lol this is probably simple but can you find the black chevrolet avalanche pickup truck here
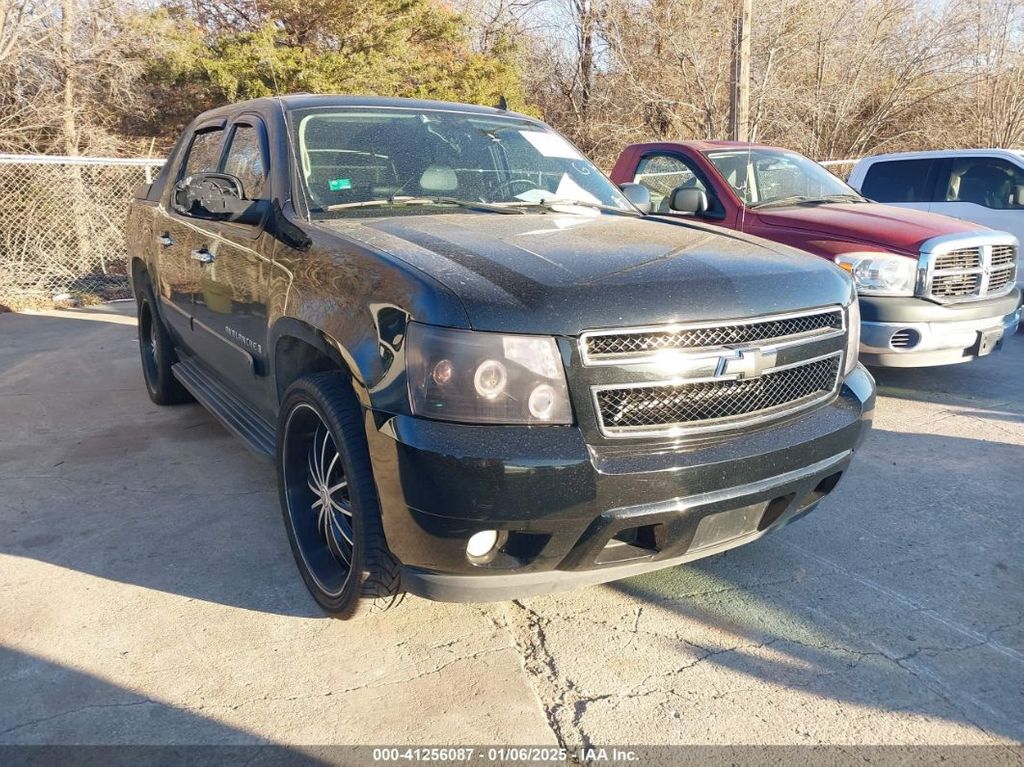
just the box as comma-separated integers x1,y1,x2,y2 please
126,95,875,619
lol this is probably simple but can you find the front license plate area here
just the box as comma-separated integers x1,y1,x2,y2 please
974,328,1004,357
688,501,767,553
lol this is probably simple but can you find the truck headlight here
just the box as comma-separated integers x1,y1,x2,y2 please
834,252,916,296
407,323,573,425
844,298,861,376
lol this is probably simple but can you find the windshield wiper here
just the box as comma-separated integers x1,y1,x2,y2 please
432,197,525,214
751,193,866,209
325,196,524,214
502,198,636,215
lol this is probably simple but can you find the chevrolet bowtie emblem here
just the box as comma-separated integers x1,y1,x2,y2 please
716,347,778,379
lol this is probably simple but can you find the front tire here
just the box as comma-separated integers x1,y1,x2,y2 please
276,372,403,619
135,279,193,406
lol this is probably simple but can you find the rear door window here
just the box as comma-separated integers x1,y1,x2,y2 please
860,159,939,202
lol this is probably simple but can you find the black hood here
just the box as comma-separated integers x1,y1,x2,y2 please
315,212,854,335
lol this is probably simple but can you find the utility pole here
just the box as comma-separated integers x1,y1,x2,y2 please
729,0,752,141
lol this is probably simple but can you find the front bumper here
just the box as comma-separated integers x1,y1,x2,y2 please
859,289,1021,367
364,365,875,603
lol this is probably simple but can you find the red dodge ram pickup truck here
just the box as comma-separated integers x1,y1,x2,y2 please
611,141,1021,367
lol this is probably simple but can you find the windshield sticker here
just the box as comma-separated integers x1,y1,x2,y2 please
328,178,352,191
520,131,584,160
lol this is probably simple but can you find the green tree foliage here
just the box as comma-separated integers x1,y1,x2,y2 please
130,0,527,142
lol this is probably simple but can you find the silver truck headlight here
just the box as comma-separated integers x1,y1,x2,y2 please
407,323,572,425
844,298,861,376
834,252,916,296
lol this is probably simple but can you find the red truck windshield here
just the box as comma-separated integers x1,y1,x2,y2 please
705,148,863,208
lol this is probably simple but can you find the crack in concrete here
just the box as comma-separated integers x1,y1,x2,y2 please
0,699,159,740
776,539,1024,665
200,646,511,714
484,601,592,758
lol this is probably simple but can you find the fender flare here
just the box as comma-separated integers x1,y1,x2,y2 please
268,317,370,403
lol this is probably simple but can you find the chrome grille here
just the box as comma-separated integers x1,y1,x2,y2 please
582,309,843,363
991,244,1015,266
990,244,1017,292
595,355,841,435
923,240,1017,302
932,272,982,298
934,247,981,271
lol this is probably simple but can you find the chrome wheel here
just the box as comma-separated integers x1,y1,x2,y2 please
282,403,355,597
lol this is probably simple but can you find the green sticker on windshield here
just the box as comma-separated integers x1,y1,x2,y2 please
328,178,352,191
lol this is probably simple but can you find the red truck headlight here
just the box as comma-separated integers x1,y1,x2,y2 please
834,252,916,296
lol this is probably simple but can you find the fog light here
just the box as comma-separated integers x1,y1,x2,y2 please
466,529,499,558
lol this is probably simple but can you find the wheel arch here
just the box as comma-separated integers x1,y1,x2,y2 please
130,256,150,293
269,318,368,407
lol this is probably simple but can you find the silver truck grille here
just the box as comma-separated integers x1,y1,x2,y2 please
922,239,1017,303
581,308,843,364
595,355,841,434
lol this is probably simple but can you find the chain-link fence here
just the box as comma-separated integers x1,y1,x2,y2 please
0,154,165,307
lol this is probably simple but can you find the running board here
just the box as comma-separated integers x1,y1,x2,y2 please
172,358,276,462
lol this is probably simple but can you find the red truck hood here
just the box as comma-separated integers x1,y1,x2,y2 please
753,202,985,254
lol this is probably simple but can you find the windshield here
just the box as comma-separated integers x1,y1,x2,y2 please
705,148,862,207
288,107,633,217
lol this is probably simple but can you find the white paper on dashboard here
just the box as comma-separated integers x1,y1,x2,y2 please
520,131,585,160
554,174,602,205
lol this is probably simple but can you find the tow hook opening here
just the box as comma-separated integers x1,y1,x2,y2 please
596,523,665,564
798,470,845,512
758,493,796,531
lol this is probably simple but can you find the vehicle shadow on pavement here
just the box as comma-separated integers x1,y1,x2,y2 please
602,425,1023,742
0,645,312,749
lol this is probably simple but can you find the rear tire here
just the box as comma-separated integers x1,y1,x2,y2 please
135,278,193,406
276,372,403,619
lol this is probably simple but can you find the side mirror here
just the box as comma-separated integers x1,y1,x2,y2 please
669,186,709,215
619,182,652,214
1015,185,1024,206
173,172,267,225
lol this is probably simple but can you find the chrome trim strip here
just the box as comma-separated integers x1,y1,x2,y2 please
591,351,843,439
579,305,846,367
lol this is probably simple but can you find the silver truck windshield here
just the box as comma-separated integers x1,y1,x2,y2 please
705,148,863,208
289,107,633,217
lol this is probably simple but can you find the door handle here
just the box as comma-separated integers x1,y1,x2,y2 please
190,248,215,264
157,233,174,247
